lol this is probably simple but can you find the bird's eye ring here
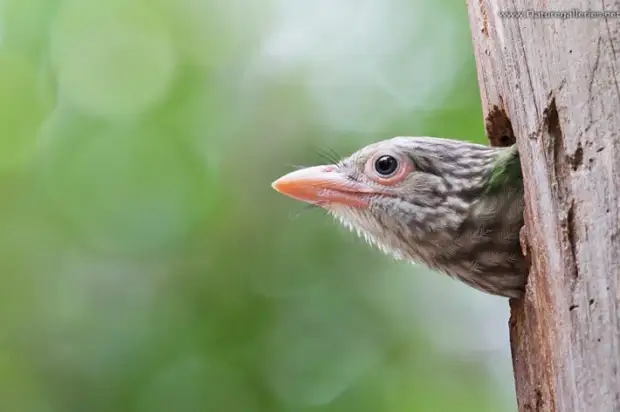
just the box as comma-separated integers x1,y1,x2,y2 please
374,155,399,176
364,152,413,186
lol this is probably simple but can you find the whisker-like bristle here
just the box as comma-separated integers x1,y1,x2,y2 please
314,144,342,164
315,152,334,164
325,146,342,162
288,203,322,219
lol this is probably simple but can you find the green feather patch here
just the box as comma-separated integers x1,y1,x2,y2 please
485,144,523,194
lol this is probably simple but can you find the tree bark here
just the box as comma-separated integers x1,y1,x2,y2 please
466,1,620,411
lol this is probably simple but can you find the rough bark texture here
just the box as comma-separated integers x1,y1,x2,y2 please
466,1,620,411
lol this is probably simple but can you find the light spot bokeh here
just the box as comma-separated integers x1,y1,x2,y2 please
0,0,516,411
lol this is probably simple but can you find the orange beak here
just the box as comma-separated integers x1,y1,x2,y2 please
271,165,372,208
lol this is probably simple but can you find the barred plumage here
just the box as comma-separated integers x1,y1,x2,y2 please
272,136,528,298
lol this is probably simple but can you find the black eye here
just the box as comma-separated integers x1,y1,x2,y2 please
374,155,398,176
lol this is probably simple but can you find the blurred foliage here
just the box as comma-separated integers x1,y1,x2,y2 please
0,0,515,411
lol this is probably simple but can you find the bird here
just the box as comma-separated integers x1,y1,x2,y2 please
271,136,528,298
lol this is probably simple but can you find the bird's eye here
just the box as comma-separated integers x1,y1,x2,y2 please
374,155,398,176
364,152,413,186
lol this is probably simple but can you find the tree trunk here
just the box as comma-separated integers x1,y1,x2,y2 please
466,1,620,411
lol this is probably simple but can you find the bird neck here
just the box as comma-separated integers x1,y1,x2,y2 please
395,146,525,294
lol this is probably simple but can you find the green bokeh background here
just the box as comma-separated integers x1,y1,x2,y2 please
0,0,516,411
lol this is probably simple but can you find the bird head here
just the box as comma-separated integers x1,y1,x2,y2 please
271,136,527,298
272,136,509,262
